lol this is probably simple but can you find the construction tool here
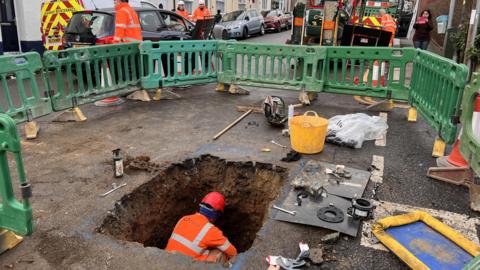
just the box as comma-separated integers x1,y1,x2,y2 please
213,109,253,140
273,205,296,216
100,183,127,197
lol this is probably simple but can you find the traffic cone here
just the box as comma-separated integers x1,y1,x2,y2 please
372,60,380,87
95,62,124,107
438,96,480,166
380,61,387,87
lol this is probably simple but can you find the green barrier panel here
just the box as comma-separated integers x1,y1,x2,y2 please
0,53,52,123
0,114,33,236
43,43,141,111
140,40,218,89
357,7,397,17
463,256,480,270
217,41,326,91
323,46,415,100
410,50,468,144
460,73,480,175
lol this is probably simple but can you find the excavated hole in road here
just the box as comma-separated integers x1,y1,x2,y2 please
98,155,287,253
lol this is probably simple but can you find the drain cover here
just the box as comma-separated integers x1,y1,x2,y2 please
317,206,344,223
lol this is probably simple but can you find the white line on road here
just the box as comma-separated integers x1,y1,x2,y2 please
375,112,388,147
370,155,384,184
360,200,480,251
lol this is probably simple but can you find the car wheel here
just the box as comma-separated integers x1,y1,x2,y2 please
242,27,248,39
260,24,265,36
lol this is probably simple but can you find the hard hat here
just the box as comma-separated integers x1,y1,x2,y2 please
379,8,387,14
201,192,225,212
178,1,185,5
199,0,205,4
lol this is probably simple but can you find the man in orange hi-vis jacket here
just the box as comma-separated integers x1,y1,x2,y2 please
113,0,142,43
176,1,190,20
192,0,211,21
378,8,396,47
165,192,237,264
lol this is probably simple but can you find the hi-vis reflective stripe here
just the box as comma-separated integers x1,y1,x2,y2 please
170,222,213,255
41,0,84,50
218,240,231,252
354,16,382,27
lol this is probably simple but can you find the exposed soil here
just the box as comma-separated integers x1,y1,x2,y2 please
98,155,287,253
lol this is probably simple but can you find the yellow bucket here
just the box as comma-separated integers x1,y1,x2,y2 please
290,111,329,154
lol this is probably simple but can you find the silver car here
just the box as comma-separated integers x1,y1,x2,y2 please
218,9,265,39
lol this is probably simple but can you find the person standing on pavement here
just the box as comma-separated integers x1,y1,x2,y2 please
113,0,142,43
412,10,433,50
165,192,237,265
214,10,222,23
378,8,397,47
192,0,211,21
176,1,190,20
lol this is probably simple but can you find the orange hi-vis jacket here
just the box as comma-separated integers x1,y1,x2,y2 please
381,14,397,33
192,7,211,21
165,213,238,260
114,3,142,43
380,14,396,46
176,9,190,20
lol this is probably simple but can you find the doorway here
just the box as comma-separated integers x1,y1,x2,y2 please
0,0,20,52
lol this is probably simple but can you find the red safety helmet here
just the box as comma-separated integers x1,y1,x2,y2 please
201,192,225,212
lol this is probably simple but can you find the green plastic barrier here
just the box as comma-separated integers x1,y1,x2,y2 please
463,256,480,270
0,53,52,123
0,114,33,236
217,41,326,91
358,7,397,17
460,73,480,175
323,47,415,100
410,50,468,144
43,43,141,111
140,40,218,89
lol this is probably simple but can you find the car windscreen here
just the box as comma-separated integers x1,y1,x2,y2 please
262,10,276,17
221,11,243,22
67,12,114,38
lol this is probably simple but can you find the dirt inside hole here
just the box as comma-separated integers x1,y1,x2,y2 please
98,155,286,253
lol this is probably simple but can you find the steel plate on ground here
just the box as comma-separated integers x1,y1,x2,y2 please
273,187,361,237
291,160,370,199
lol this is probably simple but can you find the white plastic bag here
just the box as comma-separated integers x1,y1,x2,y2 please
326,113,388,148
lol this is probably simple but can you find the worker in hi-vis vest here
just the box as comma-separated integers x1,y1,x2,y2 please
378,8,397,47
165,192,237,264
113,0,142,43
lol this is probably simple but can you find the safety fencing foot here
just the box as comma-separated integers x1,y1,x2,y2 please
0,229,23,254
228,85,249,95
298,92,311,105
432,137,446,157
127,90,151,102
153,89,162,101
407,107,417,122
53,107,87,122
24,121,40,140
215,83,226,92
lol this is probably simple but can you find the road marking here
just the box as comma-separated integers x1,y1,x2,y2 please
360,200,480,251
375,112,388,147
370,155,384,184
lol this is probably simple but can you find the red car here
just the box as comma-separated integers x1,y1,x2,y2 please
262,10,289,32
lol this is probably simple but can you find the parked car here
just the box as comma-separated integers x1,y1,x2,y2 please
218,9,265,39
63,8,222,48
261,9,289,32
